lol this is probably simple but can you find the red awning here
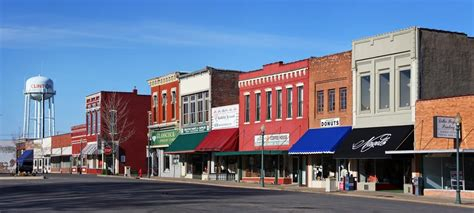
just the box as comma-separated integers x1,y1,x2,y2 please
195,128,239,152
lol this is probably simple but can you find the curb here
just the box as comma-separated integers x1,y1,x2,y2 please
139,177,474,209
0,176,45,180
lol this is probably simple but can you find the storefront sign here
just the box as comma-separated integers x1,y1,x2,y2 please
212,104,239,129
254,133,290,146
352,133,391,152
433,116,457,139
182,125,208,134
151,129,179,146
320,118,340,128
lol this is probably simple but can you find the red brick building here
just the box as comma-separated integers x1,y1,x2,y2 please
84,88,150,175
289,51,352,188
237,59,309,184
71,124,87,173
50,133,72,173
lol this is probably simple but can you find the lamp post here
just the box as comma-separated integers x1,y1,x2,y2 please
260,125,266,187
455,113,462,204
79,138,84,175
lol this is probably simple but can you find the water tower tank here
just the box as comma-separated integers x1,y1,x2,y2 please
25,76,55,100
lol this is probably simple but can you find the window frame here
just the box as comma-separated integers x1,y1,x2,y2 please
339,87,347,111
286,87,293,118
276,89,282,119
266,90,272,121
328,89,335,112
317,90,324,113
297,85,303,117
360,73,371,113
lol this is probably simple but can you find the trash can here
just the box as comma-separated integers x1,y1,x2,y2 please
412,177,424,196
124,166,131,177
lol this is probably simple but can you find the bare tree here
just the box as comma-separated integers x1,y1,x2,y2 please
100,92,135,174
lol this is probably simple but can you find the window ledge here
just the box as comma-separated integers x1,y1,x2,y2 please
244,122,250,125
296,117,303,119
286,118,293,120
275,119,282,121
255,121,261,123
265,120,272,122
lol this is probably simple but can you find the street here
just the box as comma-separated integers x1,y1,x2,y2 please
0,174,470,213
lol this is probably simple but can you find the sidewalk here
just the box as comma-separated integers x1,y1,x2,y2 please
141,176,474,209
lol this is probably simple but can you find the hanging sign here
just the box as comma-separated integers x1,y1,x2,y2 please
320,118,340,128
433,116,458,139
212,104,239,129
254,133,290,146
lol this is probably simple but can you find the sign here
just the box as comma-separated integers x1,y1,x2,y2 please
182,125,208,134
151,129,179,146
120,155,126,163
254,133,290,146
320,118,340,128
104,146,112,155
433,116,458,139
212,104,239,129
352,134,391,152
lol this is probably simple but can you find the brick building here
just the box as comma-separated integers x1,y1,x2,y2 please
71,124,87,174
228,59,309,185
50,133,72,173
81,88,150,175
289,51,352,188
147,72,185,177
165,67,241,180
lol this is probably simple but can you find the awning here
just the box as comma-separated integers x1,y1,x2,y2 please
81,143,98,156
386,149,474,154
195,128,238,152
288,126,351,155
17,150,33,165
165,132,209,154
51,148,62,156
214,150,287,156
62,146,72,155
334,125,414,159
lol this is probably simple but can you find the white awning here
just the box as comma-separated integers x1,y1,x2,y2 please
51,148,62,156
62,146,72,155
386,149,474,155
81,143,98,156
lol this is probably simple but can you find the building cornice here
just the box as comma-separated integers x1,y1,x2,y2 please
238,68,308,88
148,72,182,87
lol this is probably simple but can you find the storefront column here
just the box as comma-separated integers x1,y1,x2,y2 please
274,155,279,185
237,156,242,182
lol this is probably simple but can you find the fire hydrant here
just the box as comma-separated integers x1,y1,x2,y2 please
138,168,142,178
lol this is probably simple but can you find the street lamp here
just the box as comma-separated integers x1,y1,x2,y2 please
147,132,151,178
79,138,84,175
455,112,462,204
260,124,266,187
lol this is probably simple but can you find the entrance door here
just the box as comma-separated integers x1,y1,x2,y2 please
292,157,299,183
192,155,203,179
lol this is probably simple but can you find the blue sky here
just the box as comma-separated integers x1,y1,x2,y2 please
0,0,473,139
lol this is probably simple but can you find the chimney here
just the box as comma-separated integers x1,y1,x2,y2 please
133,86,137,94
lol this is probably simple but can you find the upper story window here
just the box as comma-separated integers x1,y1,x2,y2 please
86,112,91,135
339,87,347,111
171,91,176,119
244,94,250,123
162,93,167,121
153,94,158,122
379,72,390,110
255,93,261,122
182,96,189,125
97,110,101,134
297,86,303,117
276,89,282,119
181,91,210,126
266,91,272,120
328,89,335,112
204,92,209,122
148,111,152,126
197,93,204,123
287,87,293,118
360,75,371,112
399,69,411,108
190,95,196,124
317,90,324,113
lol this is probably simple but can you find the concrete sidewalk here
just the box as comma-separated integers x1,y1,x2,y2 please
141,176,474,209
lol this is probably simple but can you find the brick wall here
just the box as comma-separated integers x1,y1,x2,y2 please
51,133,71,148
415,95,474,150
150,80,180,124
211,70,241,108
309,51,352,128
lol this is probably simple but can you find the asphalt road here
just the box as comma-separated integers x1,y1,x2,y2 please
0,174,470,213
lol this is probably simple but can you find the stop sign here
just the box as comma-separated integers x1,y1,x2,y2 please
104,146,112,155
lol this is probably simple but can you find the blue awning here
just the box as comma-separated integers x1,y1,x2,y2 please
289,126,352,155
17,150,33,165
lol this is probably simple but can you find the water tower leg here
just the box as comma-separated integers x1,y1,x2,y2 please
51,96,55,135
23,95,28,138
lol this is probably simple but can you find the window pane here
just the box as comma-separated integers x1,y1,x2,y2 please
339,88,347,110
162,93,167,121
256,93,261,121
287,88,292,118
266,91,272,120
190,101,196,124
245,95,250,122
297,86,303,117
277,90,282,119
317,91,324,112
379,73,390,109
361,75,371,111
399,70,411,108
198,101,203,122
328,89,335,112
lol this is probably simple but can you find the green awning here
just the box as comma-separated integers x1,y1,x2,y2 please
214,150,287,156
150,129,179,148
165,132,208,154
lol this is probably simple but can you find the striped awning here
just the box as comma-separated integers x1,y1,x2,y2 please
81,143,98,156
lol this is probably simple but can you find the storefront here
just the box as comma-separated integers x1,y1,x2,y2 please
289,126,351,188
79,142,101,174
165,131,208,179
334,125,414,191
149,128,180,178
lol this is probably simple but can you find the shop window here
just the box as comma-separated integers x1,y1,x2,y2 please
360,75,371,111
164,154,171,171
297,86,303,117
317,90,324,113
339,87,347,111
255,93,261,121
244,94,250,123
399,69,411,108
276,90,282,119
328,89,335,112
379,72,390,110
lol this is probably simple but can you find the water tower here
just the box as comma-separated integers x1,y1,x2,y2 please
22,75,56,139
